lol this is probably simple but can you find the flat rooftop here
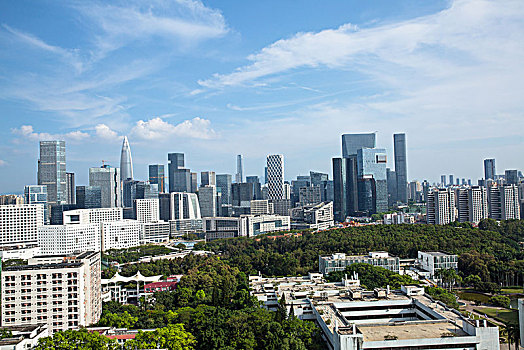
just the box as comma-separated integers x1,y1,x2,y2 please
358,321,467,341
421,251,453,257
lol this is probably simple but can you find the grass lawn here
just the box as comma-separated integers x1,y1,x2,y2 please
501,287,524,294
474,307,518,324
457,291,490,303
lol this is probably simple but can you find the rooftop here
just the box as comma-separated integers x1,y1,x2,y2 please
358,321,466,341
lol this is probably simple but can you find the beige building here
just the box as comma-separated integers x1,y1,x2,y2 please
1,251,102,333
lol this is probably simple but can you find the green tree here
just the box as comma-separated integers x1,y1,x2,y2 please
34,329,120,350
98,310,138,328
124,324,195,350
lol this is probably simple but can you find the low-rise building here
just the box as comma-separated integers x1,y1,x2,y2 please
1,251,102,333
101,220,142,251
319,252,400,275
291,202,334,230
141,221,170,243
169,219,203,236
204,214,290,240
418,251,458,279
0,324,49,349
38,224,101,255
0,204,44,248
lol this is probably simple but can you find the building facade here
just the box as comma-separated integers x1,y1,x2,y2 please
119,136,134,182
319,252,400,275
266,155,284,201
37,141,66,205
89,166,121,208
0,204,44,247
393,133,408,204
426,188,456,225
148,164,165,193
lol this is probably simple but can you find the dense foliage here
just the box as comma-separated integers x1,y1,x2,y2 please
34,329,120,350
102,244,172,264
425,287,460,309
206,220,524,285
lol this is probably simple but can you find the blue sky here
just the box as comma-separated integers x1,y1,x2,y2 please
1,0,523,193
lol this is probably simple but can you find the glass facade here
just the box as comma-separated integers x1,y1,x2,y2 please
148,164,165,193
75,186,102,209
357,148,387,214
342,133,376,158
37,141,66,205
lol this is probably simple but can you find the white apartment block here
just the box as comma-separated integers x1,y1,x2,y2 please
134,198,159,223
101,220,142,251
468,186,489,224
489,184,520,220
418,251,458,279
0,204,44,247
38,224,101,255
250,200,273,215
63,207,122,225
1,251,102,333
426,188,456,225
141,221,170,243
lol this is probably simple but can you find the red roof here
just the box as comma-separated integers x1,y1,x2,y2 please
106,334,136,340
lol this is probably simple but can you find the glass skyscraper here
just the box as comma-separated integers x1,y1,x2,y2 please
149,164,165,193
37,140,66,205
76,186,102,209
393,133,408,204
342,133,376,158
216,174,232,205
168,153,191,192
484,159,496,180
357,148,388,214
24,185,49,223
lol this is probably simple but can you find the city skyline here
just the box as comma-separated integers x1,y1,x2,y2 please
1,0,524,193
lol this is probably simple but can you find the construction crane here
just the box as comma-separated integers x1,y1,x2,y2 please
101,160,108,167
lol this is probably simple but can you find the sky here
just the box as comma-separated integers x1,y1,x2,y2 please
0,0,523,193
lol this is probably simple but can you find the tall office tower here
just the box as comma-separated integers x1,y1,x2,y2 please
266,154,284,201
357,148,387,214
246,175,260,184
24,185,48,224
283,183,291,200
123,179,140,208
408,181,422,203
386,168,397,206
158,192,201,221
201,171,216,187
148,164,165,193
65,172,75,204
456,178,459,186
299,186,321,206
198,185,216,217
0,204,44,247
488,184,520,220
310,171,328,186
468,179,472,186
320,180,334,202
38,140,66,205
135,182,158,200
190,172,198,193
1,252,101,332
332,157,358,222
505,170,519,185
89,165,121,208
426,188,456,225
393,133,408,204
216,174,232,205
134,198,159,223
422,180,430,202
342,133,376,158
484,159,496,180
50,204,78,225
264,167,268,184
236,155,244,183
440,175,446,187
168,153,191,192
76,186,102,209
449,175,454,187
291,176,311,205
120,136,134,182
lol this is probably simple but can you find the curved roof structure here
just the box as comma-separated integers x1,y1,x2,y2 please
101,271,162,285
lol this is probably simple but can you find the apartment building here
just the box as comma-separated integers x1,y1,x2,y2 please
1,251,102,333
0,204,44,247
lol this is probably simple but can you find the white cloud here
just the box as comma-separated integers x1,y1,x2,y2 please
95,124,119,140
199,0,524,89
131,117,216,140
11,125,89,142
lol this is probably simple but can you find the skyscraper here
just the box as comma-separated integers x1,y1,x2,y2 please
149,164,165,193
342,133,376,158
168,153,191,192
484,159,496,180
357,148,387,214
449,175,454,187
332,157,358,222
216,174,232,205
198,185,217,217
426,188,456,225
266,154,284,201
76,186,102,209
89,165,121,208
393,133,407,204
201,171,216,187
505,170,519,185
65,172,75,204
120,136,133,182
37,140,66,205
386,168,397,207
236,155,244,183
190,172,198,193
441,175,446,187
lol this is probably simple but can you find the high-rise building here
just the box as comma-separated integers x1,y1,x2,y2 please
49,204,78,225
198,185,217,217
76,186,102,209
0,204,44,247
134,198,159,223
488,184,520,220
467,186,489,224
426,188,456,225
342,133,376,158
38,141,66,205
123,180,158,208
505,170,519,185
120,136,134,182
310,171,328,186
1,251,102,332
65,172,75,204
158,192,201,221
201,171,216,187
440,175,446,187
216,174,232,205
246,176,260,184
89,165,121,208
148,164,165,193
299,186,321,206
236,155,244,183
190,172,198,193
484,159,496,180
386,168,397,206
232,182,259,207
357,148,387,214
266,154,284,201
24,185,48,224
332,157,358,222
393,133,407,204
0,195,24,205
168,153,191,192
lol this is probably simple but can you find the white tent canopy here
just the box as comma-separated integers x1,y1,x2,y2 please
102,271,162,286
